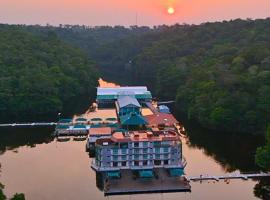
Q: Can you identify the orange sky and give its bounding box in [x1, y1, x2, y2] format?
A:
[1, 0, 270, 26]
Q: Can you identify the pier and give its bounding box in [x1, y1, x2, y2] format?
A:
[187, 172, 270, 182]
[0, 122, 57, 127]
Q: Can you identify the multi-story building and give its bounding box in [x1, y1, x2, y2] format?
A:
[91, 129, 186, 178]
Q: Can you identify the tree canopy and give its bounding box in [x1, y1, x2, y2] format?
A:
[0, 27, 98, 122]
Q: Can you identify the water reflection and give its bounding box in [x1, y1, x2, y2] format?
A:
[0, 126, 265, 200]
[184, 122, 265, 172]
[0, 127, 54, 155]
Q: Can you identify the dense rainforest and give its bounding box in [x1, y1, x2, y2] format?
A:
[0, 27, 99, 122]
[0, 18, 270, 135]
[84, 19, 270, 135]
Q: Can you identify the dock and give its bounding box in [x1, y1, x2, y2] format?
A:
[187, 172, 270, 182]
[0, 122, 57, 127]
[104, 169, 191, 196]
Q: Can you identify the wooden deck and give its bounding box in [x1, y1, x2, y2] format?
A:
[104, 169, 191, 196]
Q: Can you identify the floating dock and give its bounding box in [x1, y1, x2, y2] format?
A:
[104, 169, 191, 196]
[187, 173, 270, 182]
[0, 122, 56, 127]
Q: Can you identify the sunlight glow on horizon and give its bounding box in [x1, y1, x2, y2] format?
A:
[0, 0, 270, 26]
[167, 7, 175, 15]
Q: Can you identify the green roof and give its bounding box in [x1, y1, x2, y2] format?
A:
[107, 123, 118, 128]
[91, 124, 102, 128]
[75, 117, 87, 122]
[169, 168, 184, 177]
[56, 125, 69, 129]
[58, 118, 72, 123]
[91, 118, 102, 121]
[73, 124, 86, 129]
[106, 117, 117, 121]
[97, 93, 152, 100]
[120, 113, 147, 125]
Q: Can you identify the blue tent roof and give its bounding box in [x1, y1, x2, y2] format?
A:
[158, 105, 170, 113]
[169, 168, 184, 177]
[56, 125, 69, 129]
[73, 124, 86, 129]
[58, 118, 72, 123]
[117, 96, 141, 108]
[139, 170, 154, 178]
[120, 113, 147, 125]
[75, 117, 87, 122]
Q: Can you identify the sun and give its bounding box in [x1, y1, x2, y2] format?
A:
[167, 7, 175, 15]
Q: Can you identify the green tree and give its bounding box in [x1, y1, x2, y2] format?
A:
[255, 125, 270, 169]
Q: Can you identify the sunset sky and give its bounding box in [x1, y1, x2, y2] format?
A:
[1, 0, 270, 26]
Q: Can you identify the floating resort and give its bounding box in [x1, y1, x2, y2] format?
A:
[55, 86, 190, 195]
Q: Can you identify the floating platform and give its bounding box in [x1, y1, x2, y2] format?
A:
[187, 173, 270, 182]
[104, 169, 191, 196]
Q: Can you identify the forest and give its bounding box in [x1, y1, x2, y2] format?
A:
[0, 26, 99, 122]
[0, 19, 269, 135]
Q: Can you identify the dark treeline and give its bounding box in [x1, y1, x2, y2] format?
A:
[0, 26, 99, 122]
[1, 19, 270, 134]
[86, 18, 270, 135]
[34, 18, 269, 135]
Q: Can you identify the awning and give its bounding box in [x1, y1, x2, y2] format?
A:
[106, 171, 120, 178]
[91, 118, 102, 121]
[75, 117, 87, 122]
[56, 125, 69, 129]
[73, 124, 86, 129]
[58, 118, 72, 123]
[139, 170, 154, 178]
[169, 168, 184, 177]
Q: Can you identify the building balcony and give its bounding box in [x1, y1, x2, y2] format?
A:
[91, 160, 120, 172]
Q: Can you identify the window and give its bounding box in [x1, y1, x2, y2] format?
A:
[164, 160, 169, 165]
[121, 149, 127, 154]
[155, 148, 160, 153]
[143, 141, 148, 147]
[164, 154, 169, 159]
[164, 147, 169, 153]
[154, 160, 161, 165]
[122, 162, 127, 167]
[155, 154, 160, 159]
[143, 154, 148, 159]
[113, 149, 118, 154]
[143, 149, 148, 153]
[143, 161, 148, 166]
[134, 155, 139, 159]
[134, 149, 140, 154]
[154, 141, 161, 147]
[134, 142, 139, 147]
[113, 156, 118, 161]
[113, 162, 118, 167]
[134, 161, 139, 166]
[121, 155, 126, 160]
[120, 143, 128, 149]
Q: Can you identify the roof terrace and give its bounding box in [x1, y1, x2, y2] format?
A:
[111, 130, 179, 143]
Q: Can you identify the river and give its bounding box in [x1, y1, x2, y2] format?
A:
[0, 79, 267, 200]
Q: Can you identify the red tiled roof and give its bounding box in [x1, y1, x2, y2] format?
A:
[89, 127, 112, 136]
[144, 113, 178, 126]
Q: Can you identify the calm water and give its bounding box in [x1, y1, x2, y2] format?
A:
[0, 126, 265, 200]
[0, 79, 267, 200]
